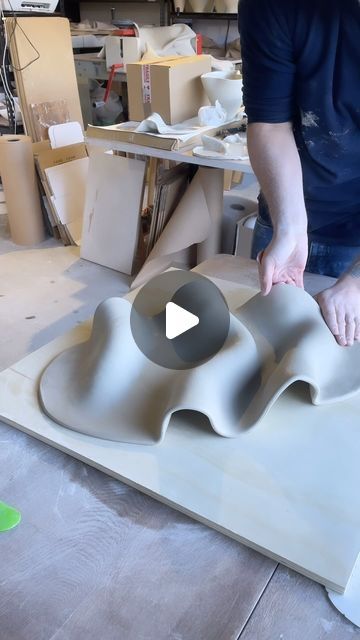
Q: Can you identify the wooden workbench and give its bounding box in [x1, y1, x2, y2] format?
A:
[86, 131, 253, 173]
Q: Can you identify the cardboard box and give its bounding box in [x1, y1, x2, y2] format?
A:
[34, 143, 88, 177]
[105, 36, 141, 69]
[33, 142, 88, 244]
[87, 119, 242, 151]
[127, 55, 212, 125]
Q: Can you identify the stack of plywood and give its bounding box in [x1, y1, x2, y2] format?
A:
[6, 16, 83, 141]
[33, 142, 88, 245]
[147, 163, 191, 256]
[81, 152, 146, 275]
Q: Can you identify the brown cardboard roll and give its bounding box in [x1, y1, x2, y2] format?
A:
[0, 135, 45, 245]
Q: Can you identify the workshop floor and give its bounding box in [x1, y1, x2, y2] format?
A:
[0, 214, 359, 640]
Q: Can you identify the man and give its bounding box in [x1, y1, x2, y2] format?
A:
[238, 0, 360, 346]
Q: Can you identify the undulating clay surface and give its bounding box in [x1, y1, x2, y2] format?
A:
[39, 283, 360, 445]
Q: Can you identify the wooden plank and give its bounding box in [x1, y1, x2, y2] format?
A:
[146, 156, 159, 209]
[239, 565, 360, 639]
[232, 171, 244, 185]
[224, 169, 233, 191]
[6, 17, 83, 141]
[147, 163, 190, 255]
[0, 421, 275, 640]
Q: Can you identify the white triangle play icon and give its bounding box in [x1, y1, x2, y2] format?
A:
[165, 302, 199, 340]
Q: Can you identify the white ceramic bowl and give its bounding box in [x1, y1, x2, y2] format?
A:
[215, 0, 238, 12]
[173, 0, 186, 10]
[201, 71, 243, 119]
[187, 0, 214, 11]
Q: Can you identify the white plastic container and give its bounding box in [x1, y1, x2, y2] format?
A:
[187, 0, 214, 12]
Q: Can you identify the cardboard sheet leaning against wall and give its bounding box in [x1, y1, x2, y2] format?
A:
[6, 17, 83, 141]
[34, 142, 88, 245]
[81, 152, 146, 275]
[147, 163, 191, 255]
[45, 157, 89, 246]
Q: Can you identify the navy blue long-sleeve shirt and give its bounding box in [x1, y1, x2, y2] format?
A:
[239, 0, 360, 240]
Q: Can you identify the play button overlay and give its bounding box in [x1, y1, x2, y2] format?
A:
[165, 302, 199, 340]
[130, 270, 230, 370]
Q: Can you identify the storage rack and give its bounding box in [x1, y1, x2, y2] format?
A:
[0, 11, 63, 135]
[62, 0, 168, 28]
[170, 10, 237, 21]
[0, 17, 18, 133]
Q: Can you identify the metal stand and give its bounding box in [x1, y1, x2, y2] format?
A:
[0, 18, 17, 134]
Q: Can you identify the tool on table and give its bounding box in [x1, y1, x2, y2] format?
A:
[196, 34, 203, 55]
[105, 19, 141, 72]
[104, 63, 124, 103]
[110, 14, 139, 37]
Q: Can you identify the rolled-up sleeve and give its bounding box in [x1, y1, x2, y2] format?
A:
[239, 0, 296, 123]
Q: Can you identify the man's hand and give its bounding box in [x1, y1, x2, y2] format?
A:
[258, 231, 308, 295]
[316, 273, 360, 347]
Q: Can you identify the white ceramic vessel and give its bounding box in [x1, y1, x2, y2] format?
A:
[187, 0, 214, 12]
[223, 0, 238, 12]
[215, 0, 238, 12]
[201, 70, 243, 119]
[173, 0, 185, 11]
[214, 0, 225, 11]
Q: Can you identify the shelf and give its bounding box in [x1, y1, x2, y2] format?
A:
[171, 11, 237, 19]
[76, 0, 163, 3]
[62, 0, 167, 26]
[0, 122, 23, 135]
[1, 10, 62, 16]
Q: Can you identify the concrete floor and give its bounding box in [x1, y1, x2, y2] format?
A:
[0, 215, 131, 372]
[0, 173, 260, 372]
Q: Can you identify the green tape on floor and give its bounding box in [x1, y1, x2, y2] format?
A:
[0, 501, 21, 531]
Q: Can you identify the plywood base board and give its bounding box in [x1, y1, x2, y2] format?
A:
[327, 555, 360, 628]
[1, 279, 360, 593]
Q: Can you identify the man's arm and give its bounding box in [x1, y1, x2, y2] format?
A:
[238, 0, 309, 294]
[239, 0, 360, 346]
[248, 122, 360, 346]
[247, 122, 309, 293]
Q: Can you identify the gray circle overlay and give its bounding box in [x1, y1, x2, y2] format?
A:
[130, 271, 230, 370]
